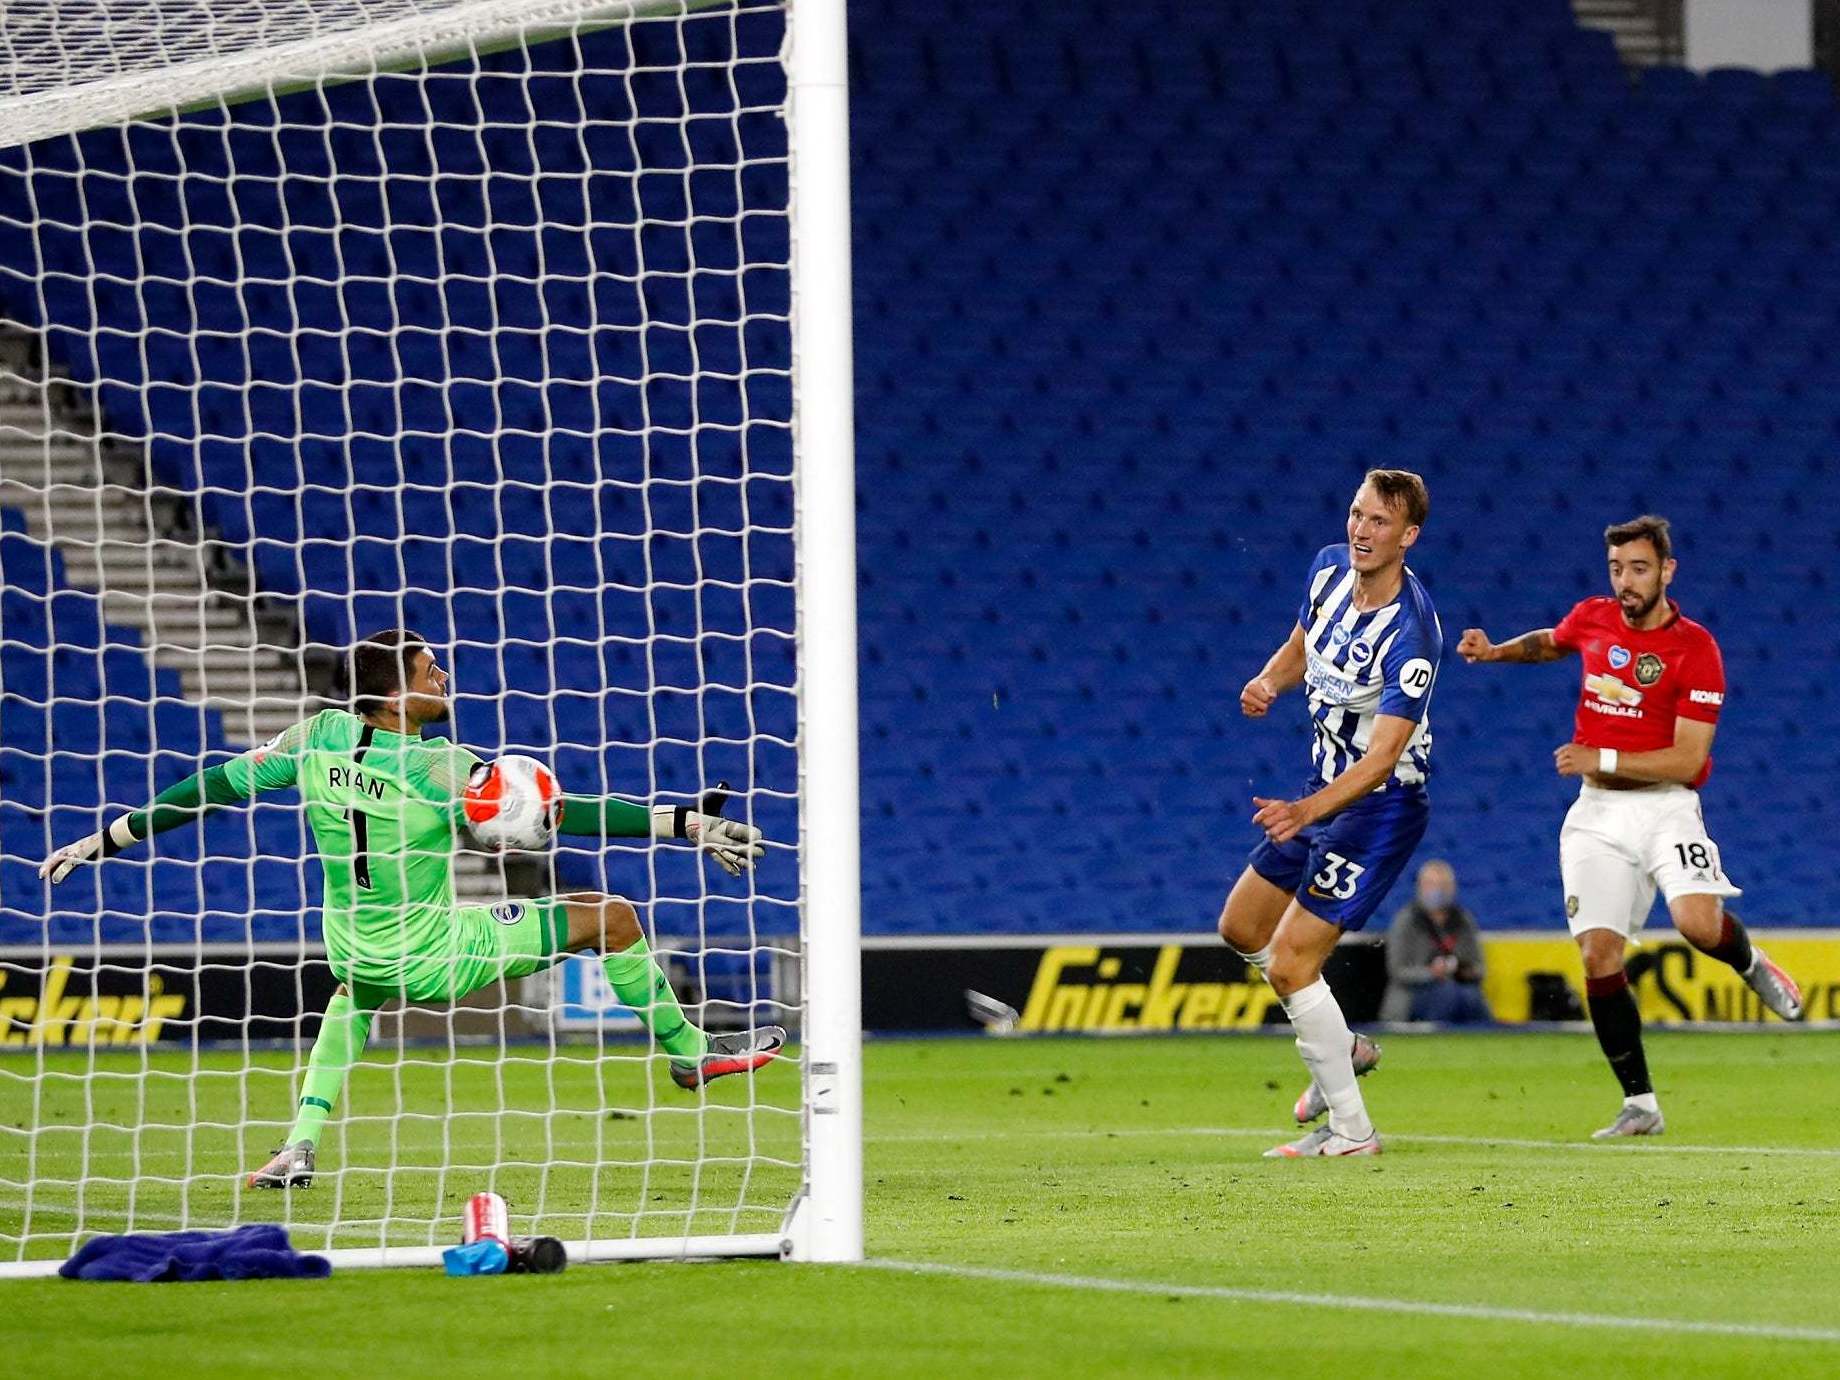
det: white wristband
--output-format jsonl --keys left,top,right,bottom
{"left": 1597, "top": 748, "right": 1619, "bottom": 776}
{"left": 650, "top": 804, "right": 679, "bottom": 840}
{"left": 651, "top": 804, "right": 702, "bottom": 840}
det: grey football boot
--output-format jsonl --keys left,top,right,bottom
{"left": 1293, "top": 1032, "right": 1382, "bottom": 1124}
{"left": 246, "top": 1140, "right": 316, "bottom": 1189}
{"left": 670, "top": 1025, "right": 787, "bottom": 1090}
{"left": 1742, "top": 949, "right": 1805, "bottom": 1022}
{"left": 1264, "top": 1123, "right": 1381, "bottom": 1158}
{"left": 1591, "top": 1104, "right": 1665, "bottom": 1140}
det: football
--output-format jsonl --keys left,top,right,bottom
{"left": 463, "top": 755, "right": 562, "bottom": 851}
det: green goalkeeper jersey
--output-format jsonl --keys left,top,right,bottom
{"left": 223, "top": 708, "right": 482, "bottom": 986}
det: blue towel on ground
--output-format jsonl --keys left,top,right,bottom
{"left": 60, "top": 1224, "right": 332, "bottom": 1282}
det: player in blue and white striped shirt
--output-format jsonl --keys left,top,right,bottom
{"left": 1215, "top": 470, "right": 1443, "bottom": 1158}
{"left": 1298, "top": 538, "right": 1441, "bottom": 790}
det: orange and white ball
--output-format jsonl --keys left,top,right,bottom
{"left": 463, "top": 755, "right": 562, "bottom": 851}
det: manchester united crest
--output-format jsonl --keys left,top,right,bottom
{"left": 1634, "top": 652, "right": 1664, "bottom": 686}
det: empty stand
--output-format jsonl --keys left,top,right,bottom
{"left": 845, "top": 0, "right": 1839, "bottom": 933}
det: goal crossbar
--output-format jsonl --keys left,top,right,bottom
{"left": 0, "top": 0, "right": 720, "bottom": 150}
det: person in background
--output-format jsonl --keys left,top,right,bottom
{"left": 1381, "top": 859, "right": 1491, "bottom": 1024}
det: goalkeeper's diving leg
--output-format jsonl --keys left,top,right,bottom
{"left": 560, "top": 892, "right": 785, "bottom": 1089}
{"left": 247, "top": 986, "right": 376, "bottom": 1189}
{"left": 246, "top": 892, "right": 781, "bottom": 1186}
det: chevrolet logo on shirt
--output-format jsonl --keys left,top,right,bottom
{"left": 1584, "top": 673, "right": 1644, "bottom": 708}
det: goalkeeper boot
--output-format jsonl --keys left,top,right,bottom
{"left": 670, "top": 1025, "right": 787, "bottom": 1090}
{"left": 1293, "top": 1032, "right": 1382, "bottom": 1124}
{"left": 246, "top": 1140, "right": 315, "bottom": 1189}
{"left": 1264, "top": 1124, "right": 1381, "bottom": 1159}
{"left": 1591, "top": 1103, "right": 1665, "bottom": 1140}
{"left": 1741, "top": 949, "right": 1804, "bottom": 1022}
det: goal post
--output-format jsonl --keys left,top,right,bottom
{"left": 0, "top": 0, "right": 861, "bottom": 1273}
{"left": 783, "top": 0, "right": 862, "bottom": 1265}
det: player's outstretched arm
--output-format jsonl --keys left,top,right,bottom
{"left": 38, "top": 717, "right": 313, "bottom": 885}
{"left": 38, "top": 760, "right": 258, "bottom": 884}
{"left": 1457, "top": 627, "right": 1568, "bottom": 665}
{"left": 556, "top": 789, "right": 765, "bottom": 876}
{"left": 1242, "top": 623, "right": 1308, "bottom": 717}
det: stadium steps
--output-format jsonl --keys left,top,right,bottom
{"left": 0, "top": 334, "right": 313, "bottom": 745}
{"left": 1571, "top": 0, "right": 1680, "bottom": 67}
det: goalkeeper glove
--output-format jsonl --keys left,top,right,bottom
{"left": 650, "top": 804, "right": 765, "bottom": 876}
{"left": 39, "top": 817, "right": 138, "bottom": 884}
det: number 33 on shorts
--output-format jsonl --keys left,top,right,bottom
{"left": 1309, "top": 852, "right": 1366, "bottom": 900}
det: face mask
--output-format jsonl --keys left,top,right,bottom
{"left": 1421, "top": 886, "right": 1454, "bottom": 911}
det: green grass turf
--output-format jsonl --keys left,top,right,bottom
{"left": 3, "top": 1031, "right": 1837, "bottom": 1378}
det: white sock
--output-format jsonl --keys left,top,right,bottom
{"left": 1232, "top": 941, "right": 1274, "bottom": 982}
{"left": 1625, "top": 1092, "right": 1661, "bottom": 1114}
{"left": 1280, "top": 979, "right": 1373, "bottom": 1142}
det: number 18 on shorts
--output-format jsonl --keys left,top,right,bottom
{"left": 1560, "top": 783, "right": 1741, "bottom": 938}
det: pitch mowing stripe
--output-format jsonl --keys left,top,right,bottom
{"left": 1372, "top": 1130, "right": 1840, "bottom": 1157}
{"left": 870, "top": 1125, "right": 1840, "bottom": 1157}
{"left": 0, "top": 1200, "right": 193, "bottom": 1227}
{"left": 865, "top": 1260, "right": 1840, "bottom": 1345}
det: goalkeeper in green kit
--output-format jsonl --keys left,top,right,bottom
{"left": 39, "top": 629, "right": 782, "bottom": 1189}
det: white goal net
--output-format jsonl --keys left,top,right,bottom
{"left": 0, "top": 0, "right": 861, "bottom": 1271}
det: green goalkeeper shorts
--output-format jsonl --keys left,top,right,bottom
{"left": 343, "top": 898, "right": 570, "bottom": 1009}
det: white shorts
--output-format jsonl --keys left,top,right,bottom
{"left": 1559, "top": 783, "right": 1741, "bottom": 939}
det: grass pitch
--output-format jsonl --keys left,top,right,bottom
{"left": 3, "top": 1031, "right": 1837, "bottom": 1378}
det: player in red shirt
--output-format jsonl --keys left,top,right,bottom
{"left": 1458, "top": 515, "right": 1803, "bottom": 1139}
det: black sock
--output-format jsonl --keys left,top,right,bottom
{"left": 1585, "top": 971, "right": 1652, "bottom": 1099}
{"left": 1691, "top": 910, "right": 1754, "bottom": 975}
